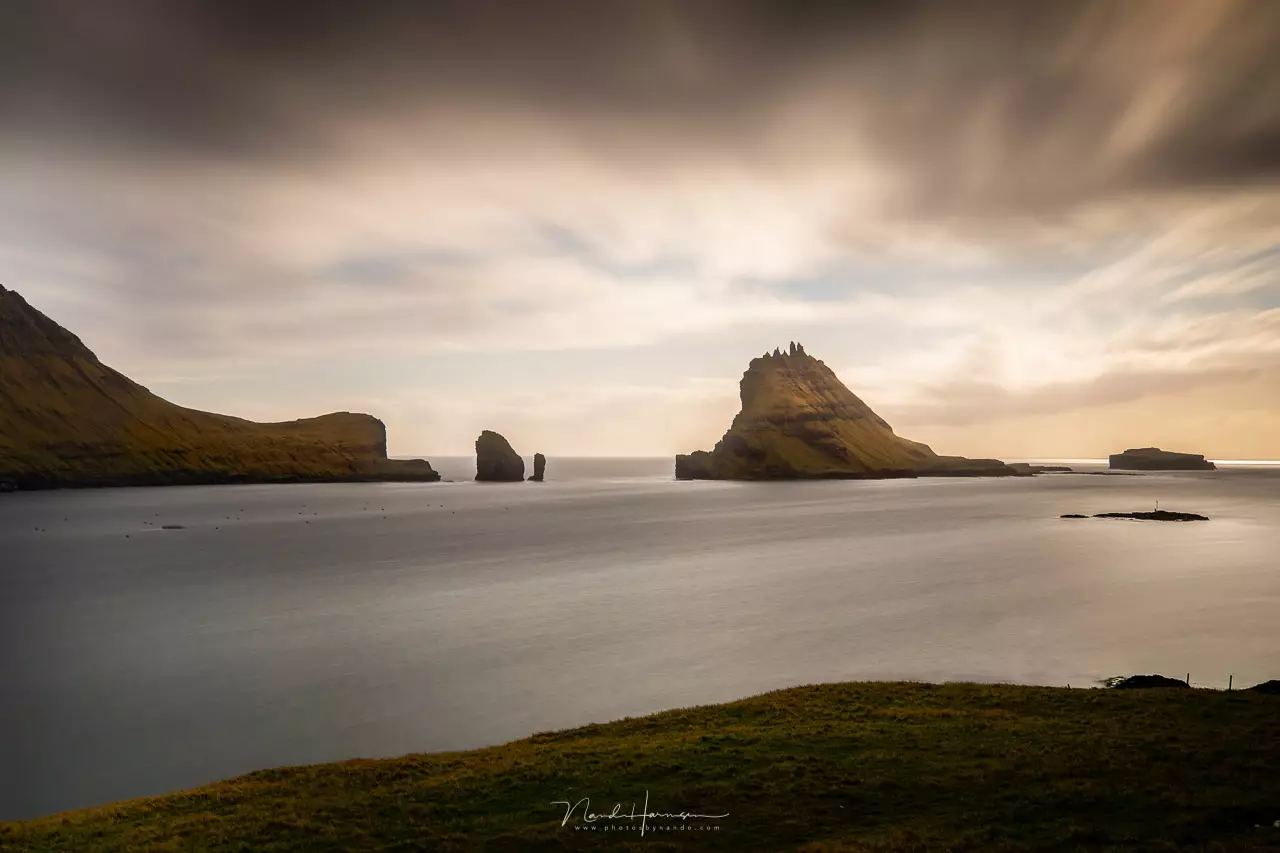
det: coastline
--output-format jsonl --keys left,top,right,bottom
{"left": 0, "top": 470, "right": 443, "bottom": 493}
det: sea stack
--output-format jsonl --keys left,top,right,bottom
{"left": 1109, "top": 448, "right": 1216, "bottom": 471}
{"left": 475, "top": 430, "right": 525, "bottom": 481}
{"left": 0, "top": 284, "right": 440, "bottom": 489}
{"left": 675, "top": 344, "right": 1016, "bottom": 480}
{"left": 528, "top": 453, "right": 546, "bottom": 482}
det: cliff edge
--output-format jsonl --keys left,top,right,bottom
{"left": 0, "top": 284, "right": 439, "bottom": 489}
{"left": 675, "top": 343, "right": 1016, "bottom": 480}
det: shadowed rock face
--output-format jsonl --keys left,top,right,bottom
{"left": 0, "top": 284, "right": 440, "bottom": 489}
{"left": 1109, "top": 447, "right": 1216, "bottom": 470}
{"left": 675, "top": 343, "right": 1016, "bottom": 480}
{"left": 475, "top": 430, "right": 524, "bottom": 481}
{"left": 528, "top": 453, "right": 546, "bottom": 482}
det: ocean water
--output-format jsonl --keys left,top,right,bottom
{"left": 2, "top": 460, "right": 1278, "bottom": 820}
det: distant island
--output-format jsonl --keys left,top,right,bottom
{"left": 1109, "top": 447, "right": 1216, "bottom": 471}
{"left": 676, "top": 343, "right": 1018, "bottom": 480}
{"left": 0, "top": 285, "right": 439, "bottom": 490}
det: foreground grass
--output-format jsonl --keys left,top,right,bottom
{"left": 4, "top": 682, "right": 1279, "bottom": 852}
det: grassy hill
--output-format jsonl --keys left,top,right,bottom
{"left": 4, "top": 682, "right": 1278, "bottom": 851}
{"left": 0, "top": 285, "right": 438, "bottom": 488}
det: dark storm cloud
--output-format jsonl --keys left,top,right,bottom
{"left": 3, "top": 0, "right": 1278, "bottom": 212}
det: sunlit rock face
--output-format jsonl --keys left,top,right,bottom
{"left": 0, "top": 284, "right": 440, "bottom": 489}
{"left": 475, "top": 430, "right": 525, "bottom": 482}
{"left": 675, "top": 342, "right": 1016, "bottom": 480}
{"left": 1109, "top": 448, "right": 1216, "bottom": 471}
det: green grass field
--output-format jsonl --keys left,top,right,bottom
{"left": 4, "top": 682, "right": 1278, "bottom": 852}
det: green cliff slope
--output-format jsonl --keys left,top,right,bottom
{"left": 0, "top": 285, "right": 438, "bottom": 488}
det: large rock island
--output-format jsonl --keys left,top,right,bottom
{"left": 1109, "top": 447, "right": 1216, "bottom": 471}
{"left": 0, "top": 284, "right": 440, "bottom": 489}
{"left": 475, "top": 430, "right": 525, "bottom": 481}
{"left": 676, "top": 343, "right": 1017, "bottom": 480}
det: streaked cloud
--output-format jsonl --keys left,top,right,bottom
{"left": 1, "top": 0, "right": 1277, "bottom": 456}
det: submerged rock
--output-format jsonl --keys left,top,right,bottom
{"left": 1109, "top": 447, "right": 1216, "bottom": 471}
{"left": 475, "top": 431, "right": 525, "bottom": 482}
{"left": 675, "top": 345, "right": 1017, "bottom": 480}
{"left": 528, "top": 453, "right": 546, "bottom": 482}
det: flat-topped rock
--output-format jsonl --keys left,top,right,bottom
{"left": 1109, "top": 447, "right": 1215, "bottom": 471}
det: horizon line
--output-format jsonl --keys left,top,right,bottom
{"left": 394, "top": 454, "right": 1280, "bottom": 465}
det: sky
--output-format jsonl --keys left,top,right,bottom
{"left": 2, "top": 0, "right": 1279, "bottom": 459}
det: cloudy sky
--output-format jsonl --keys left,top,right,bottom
{"left": 3, "top": 0, "right": 1279, "bottom": 458}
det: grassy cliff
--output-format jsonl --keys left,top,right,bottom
{"left": 4, "top": 682, "right": 1278, "bottom": 852}
{"left": 677, "top": 346, "right": 1015, "bottom": 480}
{"left": 0, "top": 285, "right": 438, "bottom": 488}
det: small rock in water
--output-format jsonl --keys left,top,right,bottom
{"left": 1060, "top": 513, "right": 1088, "bottom": 518}
{"left": 160, "top": 524, "right": 185, "bottom": 530}
{"left": 1094, "top": 510, "right": 1208, "bottom": 522}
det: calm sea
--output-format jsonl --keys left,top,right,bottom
{"left": 2, "top": 458, "right": 1277, "bottom": 819}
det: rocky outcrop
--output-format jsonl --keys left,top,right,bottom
{"left": 1095, "top": 510, "right": 1208, "bottom": 521}
{"left": 0, "top": 284, "right": 440, "bottom": 489}
{"left": 1109, "top": 448, "right": 1216, "bottom": 471}
{"left": 1105, "top": 675, "right": 1190, "bottom": 689}
{"left": 475, "top": 430, "right": 525, "bottom": 481}
{"left": 528, "top": 452, "right": 546, "bottom": 482}
{"left": 1063, "top": 510, "right": 1208, "bottom": 521}
{"left": 675, "top": 343, "right": 1018, "bottom": 480}
{"left": 1008, "top": 463, "right": 1074, "bottom": 475}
